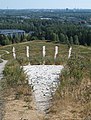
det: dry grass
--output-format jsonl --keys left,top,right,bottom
{"left": 1, "top": 58, "right": 45, "bottom": 120}
{"left": 46, "top": 46, "right": 91, "bottom": 120}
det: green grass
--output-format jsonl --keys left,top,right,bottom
{"left": 0, "top": 40, "right": 91, "bottom": 66}
{"left": 0, "top": 41, "right": 69, "bottom": 65}
{"left": 0, "top": 40, "right": 69, "bottom": 100}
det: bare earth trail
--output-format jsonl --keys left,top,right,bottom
{"left": 0, "top": 56, "right": 7, "bottom": 120}
{"left": 0, "top": 58, "right": 7, "bottom": 80}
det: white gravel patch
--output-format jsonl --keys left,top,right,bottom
{"left": 23, "top": 65, "right": 63, "bottom": 112}
{"left": 0, "top": 59, "right": 7, "bottom": 80}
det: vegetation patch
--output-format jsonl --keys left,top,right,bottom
{"left": 48, "top": 46, "right": 91, "bottom": 119}
{"left": 0, "top": 41, "right": 91, "bottom": 119}
{"left": 0, "top": 41, "right": 68, "bottom": 65}
{"left": 1, "top": 59, "right": 31, "bottom": 100}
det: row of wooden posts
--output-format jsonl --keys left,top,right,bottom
{"left": 12, "top": 46, "right": 72, "bottom": 64}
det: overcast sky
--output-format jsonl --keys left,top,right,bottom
{"left": 0, "top": 0, "right": 91, "bottom": 9}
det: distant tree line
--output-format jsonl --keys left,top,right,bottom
{"left": 0, "top": 18, "right": 91, "bottom": 46}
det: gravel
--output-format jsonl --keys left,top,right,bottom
{"left": 0, "top": 59, "right": 7, "bottom": 80}
{"left": 23, "top": 65, "right": 63, "bottom": 113}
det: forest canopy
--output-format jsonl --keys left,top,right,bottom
{"left": 0, "top": 9, "right": 91, "bottom": 46}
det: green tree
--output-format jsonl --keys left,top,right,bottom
{"left": 51, "top": 33, "right": 59, "bottom": 42}
{"left": 69, "top": 36, "right": 73, "bottom": 45}
{"left": 4, "top": 37, "right": 10, "bottom": 45}
{"left": 51, "top": 33, "right": 57, "bottom": 41}
{"left": 56, "top": 34, "right": 59, "bottom": 42}
{"left": 59, "top": 33, "right": 66, "bottom": 43}
{"left": 0, "top": 35, "right": 10, "bottom": 45}
{"left": 74, "top": 35, "right": 79, "bottom": 45}
{"left": 65, "top": 35, "right": 70, "bottom": 47}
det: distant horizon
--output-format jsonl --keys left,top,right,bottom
{"left": 0, "top": 0, "right": 91, "bottom": 9}
{"left": 0, "top": 8, "right": 91, "bottom": 10}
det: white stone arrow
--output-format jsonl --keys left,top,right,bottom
{"left": 23, "top": 65, "right": 63, "bottom": 112}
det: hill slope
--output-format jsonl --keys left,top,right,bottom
{"left": 0, "top": 41, "right": 91, "bottom": 120}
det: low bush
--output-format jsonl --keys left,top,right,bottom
{"left": 2, "top": 59, "right": 30, "bottom": 98}
{"left": 58, "top": 54, "right": 91, "bottom": 101}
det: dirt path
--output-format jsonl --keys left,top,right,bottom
{"left": 3, "top": 95, "right": 45, "bottom": 120}
{"left": 0, "top": 59, "right": 7, "bottom": 80}
{"left": 0, "top": 57, "right": 7, "bottom": 120}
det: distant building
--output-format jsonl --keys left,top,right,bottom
{"left": 0, "top": 29, "right": 25, "bottom": 37}
{"left": 66, "top": 8, "right": 69, "bottom": 11}
{"left": 80, "top": 20, "right": 87, "bottom": 24}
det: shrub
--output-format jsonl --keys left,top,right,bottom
{"left": 2, "top": 59, "right": 29, "bottom": 97}
{"left": 3, "top": 59, "right": 28, "bottom": 87}
{"left": 58, "top": 53, "right": 91, "bottom": 100}
{"left": 16, "top": 56, "right": 30, "bottom": 65}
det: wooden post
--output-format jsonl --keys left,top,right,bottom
{"left": 54, "top": 46, "right": 58, "bottom": 64}
{"left": 12, "top": 47, "right": 16, "bottom": 59}
{"left": 43, "top": 46, "right": 46, "bottom": 65}
{"left": 26, "top": 46, "right": 30, "bottom": 65}
{"left": 26, "top": 46, "right": 29, "bottom": 58}
{"left": 68, "top": 47, "right": 72, "bottom": 59}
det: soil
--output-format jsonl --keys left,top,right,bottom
{"left": 3, "top": 93, "right": 45, "bottom": 120}
{"left": 0, "top": 58, "right": 7, "bottom": 120}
